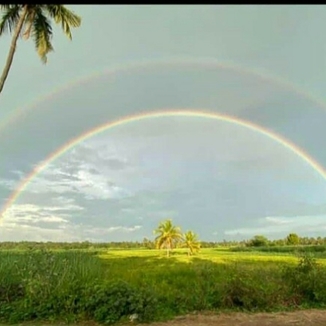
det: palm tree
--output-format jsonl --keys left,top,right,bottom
{"left": 0, "top": 5, "right": 81, "bottom": 94}
{"left": 153, "top": 219, "right": 183, "bottom": 257}
{"left": 181, "top": 230, "right": 201, "bottom": 256}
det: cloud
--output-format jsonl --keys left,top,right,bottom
{"left": 68, "top": 141, "right": 130, "bottom": 170}
{"left": 104, "top": 158, "right": 128, "bottom": 170}
{"left": 24, "top": 160, "right": 131, "bottom": 200}
{"left": 0, "top": 178, "right": 21, "bottom": 191}
{"left": 85, "top": 225, "right": 142, "bottom": 235}
{"left": 0, "top": 223, "right": 71, "bottom": 242}
{"left": 1, "top": 199, "right": 143, "bottom": 240}
{"left": 224, "top": 215, "right": 326, "bottom": 238}
{"left": 264, "top": 216, "right": 293, "bottom": 225}
{"left": 0, "top": 215, "right": 143, "bottom": 242}
{"left": 2, "top": 113, "right": 326, "bottom": 242}
{"left": 2, "top": 203, "right": 83, "bottom": 225}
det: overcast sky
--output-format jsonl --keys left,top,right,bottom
{"left": 1, "top": 5, "right": 326, "bottom": 242}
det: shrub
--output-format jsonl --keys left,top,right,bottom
{"left": 281, "top": 253, "right": 326, "bottom": 305}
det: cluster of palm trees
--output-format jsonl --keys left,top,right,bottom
{"left": 153, "top": 219, "right": 201, "bottom": 257}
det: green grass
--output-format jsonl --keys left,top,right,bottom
{"left": 1, "top": 247, "right": 326, "bottom": 325}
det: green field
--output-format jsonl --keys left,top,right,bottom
{"left": 1, "top": 247, "right": 326, "bottom": 325}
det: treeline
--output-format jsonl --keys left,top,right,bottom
{"left": 0, "top": 233, "right": 326, "bottom": 250}
{"left": 144, "top": 234, "right": 326, "bottom": 248}
{"left": 0, "top": 240, "right": 247, "bottom": 250}
{"left": 244, "top": 233, "right": 326, "bottom": 247}
{"left": 0, "top": 241, "right": 145, "bottom": 251}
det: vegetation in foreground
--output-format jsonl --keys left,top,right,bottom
{"left": 1, "top": 248, "right": 326, "bottom": 325}
{"left": 2, "top": 219, "right": 326, "bottom": 325}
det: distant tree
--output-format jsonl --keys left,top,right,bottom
{"left": 0, "top": 5, "right": 81, "bottom": 94}
{"left": 316, "top": 236, "right": 323, "bottom": 245}
{"left": 181, "top": 231, "right": 201, "bottom": 256}
{"left": 300, "top": 236, "right": 309, "bottom": 245}
{"left": 142, "top": 237, "right": 149, "bottom": 248}
{"left": 248, "top": 235, "right": 269, "bottom": 247}
{"left": 153, "top": 219, "right": 183, "bottom": 257}
{"left": 142, "top": 237, "right": 154, "bottom": 249}
{"left": 286, "top": 233, "right": 300, "bottom": 246}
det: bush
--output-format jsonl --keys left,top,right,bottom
{"left": 281, "top": 253, "right": 326, "bottom": 305}
{"left": 81, "top": 281, "right": 159, "bottom": 324}
{"left": 222, "top": 265, "right": 285, "bottom": 311}
{"left": 247, "top": 235, "right": 269, "bottom": 247}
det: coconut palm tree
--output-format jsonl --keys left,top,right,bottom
{"left": 153, "top": 219, "right": 183, "bottom": 257}
{"left": 181, "top": 230, "right": 201, "bottom": 256}
{"left": 0, "top": 5, "right": 81, "bottom": 94}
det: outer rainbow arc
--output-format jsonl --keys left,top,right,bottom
{"left": 2, "top": 57, "right": 326, "bottom": 134}
{"left": 1, "top": 109, "right": 326, "bottom": 223}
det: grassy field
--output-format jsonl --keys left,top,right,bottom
{"left": 1, "top": 247, "right": 326, "bottom": 325}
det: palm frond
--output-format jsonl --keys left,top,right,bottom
{"left": 31, "top": 8, "right": 53, "bottom": 64}
{"left": 0, "top": 4, "right": 17, "bottom": 10}
{"left": 0, "top": 5, "right": 21, "bottom": 35}
{"left": 155, "top": 237, "right": 167, "bottom": 250}
{"left": 181, "top": 231, "right": 201, "bottom": 255}
{"left": 45, "top": 5, "right": 81, "bottom": 40}
{"left": 154, "top": 219, "right": 183, "bottom": 253}
{"left": 23, "top": 6, "right": 37, "bottom": 39}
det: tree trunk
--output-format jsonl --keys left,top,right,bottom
{"left": 0, "top": 5, "right": 28, "bottom": 94}
{"left": 166, "top": 242, "right": 171, "bottom": 257}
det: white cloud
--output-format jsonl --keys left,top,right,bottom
{"left": 4, "top": 202, "right": 83, "bottom": 215}
{"left": 0, "top": 220, "right": 84, "bottom": 242}
{"left": 0, "top": 199, "right": 143, "bottom": 242}
{"left": 1, "top": 202, "right": 84, "bottom": 226}
{"left": 0, "top": 218, "right": 143, "bottom": 242}
{"left": 0, "top": 202, "right": 84, "bottom": 229}
{"left": 23, "top": 151, "right": 131, "bottom": 201}
{"left": 0, "top": 178, "right": 20, "bottom": 190}
{"left": 85, "top": 225, "right": 142, "bottom": 235}
{"left": 0, "top": 170, "right": 26, "bottom": 191}
{"left": 224, "top": 215, "right": 326, "bottom": 237}
{"left": 264, "top": 216, "right": 293, "bottom": 225}
{"left": 8, "top": 215, "right": 69, "bottom": 224}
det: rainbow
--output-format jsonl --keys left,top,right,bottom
{"left": 1, "top": 109, "right": 326, "bottom": 222}
{"left": 1, "top": 57, "right": 326, "bottom": 134}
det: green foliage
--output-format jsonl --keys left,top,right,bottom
{"left": 2, "top": 247, "right": 326, "bottom": 324}
{"left": 230, "top": 244, "right": 326, "bottom": 257}
{"left": 80, "top": 281, "right": 158, "bottom": 324}
{"left": 247, "top": 235, "right": 269, "bottom": 247}
{"left": 222, "top": 266, "right": 285, "bottom": 310}
{"left": 181, "top": 231, "right": 201, "bottom": 256}
{"left": 0, "top": 5, "right": 81, "bottom": 62}
{"left": 286, "top": 233, "right": 300, "bottom": 246}
{"left": 281, "top": 253, "right": 326, "bottom": 305}
{"left": 0, "top": 250, "right": 104, "bottom": 323}
{"left": 0, "top": 234, "right": 326, "bottom": 251}
{"left": 0, "top": 5, "right": 81, "bottom": 94}
{"left": 153, "top": 219, "right": 183, "bottom": 256}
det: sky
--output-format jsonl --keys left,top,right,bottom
{"left": 1, "top": 5, "right": 326, "bottom": 242}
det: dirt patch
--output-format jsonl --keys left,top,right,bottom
{"left": 3, "top": 310, "right": 326, "bottom": 326}
{"left": 145, "top": 309, "right": 326, "bottom": 326}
